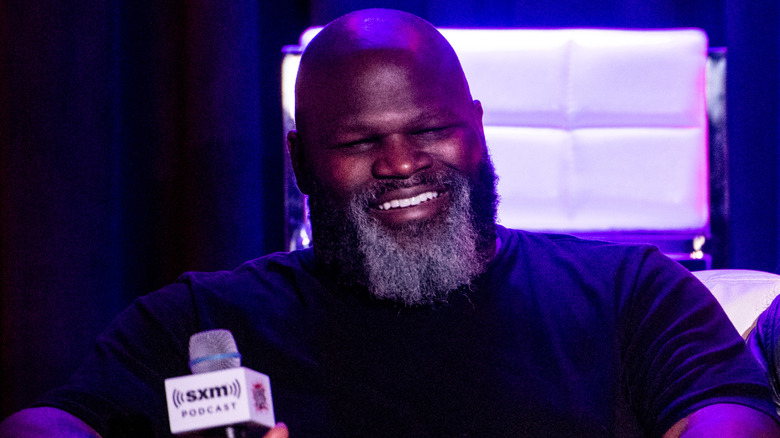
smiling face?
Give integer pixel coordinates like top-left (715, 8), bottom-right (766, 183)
top-left (288, 9), bottom-right (497, 305)
top-left (291, 27), bottom-right (487, 227)
top-left (295, 51), bottom-right (486, 228)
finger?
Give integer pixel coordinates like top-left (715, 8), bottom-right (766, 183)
top-left (263, 422), bottom-right (289, 438)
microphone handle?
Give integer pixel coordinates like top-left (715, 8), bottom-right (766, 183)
top-left (225, 425), bottom-right (246, 438)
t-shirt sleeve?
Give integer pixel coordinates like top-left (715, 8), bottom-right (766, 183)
top-left (33, 282), bottom-right (199, 437)
top-left (619, 249), bottom-right (779, 437)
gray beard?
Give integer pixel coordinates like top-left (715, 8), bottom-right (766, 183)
top-left (308, 159), bottom-right (498, 306)
top-left (348, 171), bottom-right (483, 305)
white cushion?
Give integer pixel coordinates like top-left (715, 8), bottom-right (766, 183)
top-left (693, 269), bottom-right (780, 335)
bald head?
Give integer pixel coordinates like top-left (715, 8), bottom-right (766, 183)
top-left (299, 9), bottom-right (459, 67)
top-left (294, 9), bottom-right (473, 141)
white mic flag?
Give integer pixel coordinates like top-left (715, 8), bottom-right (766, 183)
top-left (165, 329), bottom-right (275, 435)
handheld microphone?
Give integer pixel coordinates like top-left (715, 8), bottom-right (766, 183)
top-left (165, 329), bottom-right (276, 436)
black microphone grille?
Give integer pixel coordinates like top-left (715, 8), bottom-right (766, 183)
top-left (188, 329), bottom-right (242, 374)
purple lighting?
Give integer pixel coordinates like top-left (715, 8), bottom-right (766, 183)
top-left (285, 27), bottom-right (710, 257)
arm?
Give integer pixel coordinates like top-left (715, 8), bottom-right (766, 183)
top-left (663, 403), bottom-right (780, 438)
top-left (0, 408), bottom-right (290, 438)
top-left (0, 407), bottom-right (101, 438)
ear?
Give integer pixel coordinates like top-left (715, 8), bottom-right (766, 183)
top-left (472, 99), bottom-right (487, 148)
top-left (287, 129), bottom-right (312, 195)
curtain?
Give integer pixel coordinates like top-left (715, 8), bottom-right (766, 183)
top-left (725, 1), bottom-right (780, 272)
top-left (0, 0), bottom-right (306, 417)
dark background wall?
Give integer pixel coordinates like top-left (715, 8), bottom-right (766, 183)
top-left (1, 0), bottom-right (778, 419)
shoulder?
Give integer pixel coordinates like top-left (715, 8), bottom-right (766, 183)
top-left (109, 248), bottom-right (321, 344)
top-left (499, 226), bottom-right (656, 255)
top-left (174, 248), bottom-right (315, 289)
top-left (495, 226), bottom-right (674, 277)
top-left (158, 248), bottom-right (318, 306)
top-left (492, 226), bottom-right (708, 324)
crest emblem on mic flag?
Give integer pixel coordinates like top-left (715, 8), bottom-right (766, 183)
top-left (252, 382), bottom-right (270, 412)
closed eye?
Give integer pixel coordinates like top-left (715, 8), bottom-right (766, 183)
top-left (329, 137), bottom-right (378, 153)
top-left (413, 126), bottom-right (456, 140)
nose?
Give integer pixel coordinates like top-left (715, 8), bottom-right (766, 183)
top-left (372, 135), bottom-right (433, 179)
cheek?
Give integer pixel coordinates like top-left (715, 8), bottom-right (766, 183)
top-left (313, 154), bottom-right (374, 199)
top-left (438, 131), bottom-right (486, 176)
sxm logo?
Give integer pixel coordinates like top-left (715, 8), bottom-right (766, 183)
top-left (172, 378), bottom-right (243, 420)
top-left (172, 378), bottom-right (241, 409)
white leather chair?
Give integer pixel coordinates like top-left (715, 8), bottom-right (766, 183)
top-left (692, 269), bottom-right (780, 337)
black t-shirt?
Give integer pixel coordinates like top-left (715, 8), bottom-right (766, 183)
top-left (37, 227), bottom-right (778, 437)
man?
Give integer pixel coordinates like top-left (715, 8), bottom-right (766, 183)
top-left (747, 293), bottom-right (780, 411)
top-left (2, 8), bottom-right (779, 437)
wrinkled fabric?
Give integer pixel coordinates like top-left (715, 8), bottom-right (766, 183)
top-left (37, 227), bottom-right (777, 437)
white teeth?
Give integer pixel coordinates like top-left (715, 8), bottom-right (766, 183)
top-left (378, 191), bottom-right (439, 210)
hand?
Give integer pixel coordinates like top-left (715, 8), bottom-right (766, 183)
top-left (263, 423), bottom-right (289, 438)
